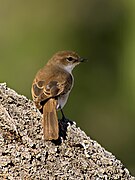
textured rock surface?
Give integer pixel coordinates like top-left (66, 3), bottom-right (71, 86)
top-left (0, 83), bottom-right (134, 180)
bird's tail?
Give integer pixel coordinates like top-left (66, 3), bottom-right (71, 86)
top-left (43, 98), bottom-right (59, 140)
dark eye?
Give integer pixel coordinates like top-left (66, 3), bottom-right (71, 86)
top-left (66, 56), bottom-right (73, 62)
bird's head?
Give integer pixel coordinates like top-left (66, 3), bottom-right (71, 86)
top-left (48, 51), bottom-right (86, 73)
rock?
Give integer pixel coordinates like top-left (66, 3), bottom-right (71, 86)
top-left (0, 83), bottom-right (134, 179)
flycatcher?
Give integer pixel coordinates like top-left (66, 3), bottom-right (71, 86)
top-left (31, 51), bottom-right (85, 140)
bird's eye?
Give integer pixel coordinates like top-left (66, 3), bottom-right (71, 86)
top-left (66, 56), bottom-right (73, 62)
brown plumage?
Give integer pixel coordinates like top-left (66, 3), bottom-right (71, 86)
top-left (43, 99), bottom-right (58, 140)
top-left (31, 51), bottom-right (85, 140)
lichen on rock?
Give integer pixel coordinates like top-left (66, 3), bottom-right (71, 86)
top-left (0, 83), bottom-right (134, 179)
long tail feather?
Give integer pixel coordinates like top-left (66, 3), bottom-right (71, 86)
top-left (43, 98), bottom-right (59, 140)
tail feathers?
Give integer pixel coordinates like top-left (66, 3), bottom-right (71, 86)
top-left (43, 99), bottom-right (59, 140)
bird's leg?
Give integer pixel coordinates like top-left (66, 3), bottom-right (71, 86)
top-left (60, 108), bottom-right (66, 120)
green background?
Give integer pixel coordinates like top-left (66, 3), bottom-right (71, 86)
top-left (0, 0), bottom-right (135, 175)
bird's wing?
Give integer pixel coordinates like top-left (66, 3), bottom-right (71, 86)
top-left (31, 73), bottom-right (72, 110)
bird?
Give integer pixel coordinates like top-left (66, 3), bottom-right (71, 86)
top-left (31, 51), bottom-right (86, 140)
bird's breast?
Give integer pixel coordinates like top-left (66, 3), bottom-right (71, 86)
top-left (57, 92), bottom-right (70, 110)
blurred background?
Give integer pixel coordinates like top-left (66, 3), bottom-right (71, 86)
top-left (0, 0), bottom-right (135, 175)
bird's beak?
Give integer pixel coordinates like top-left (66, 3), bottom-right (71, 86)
top-left (78, 57), bottom-right (88, 62)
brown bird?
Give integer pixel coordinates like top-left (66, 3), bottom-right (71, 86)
top-left (31, 51), bottom-right (86, 140)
